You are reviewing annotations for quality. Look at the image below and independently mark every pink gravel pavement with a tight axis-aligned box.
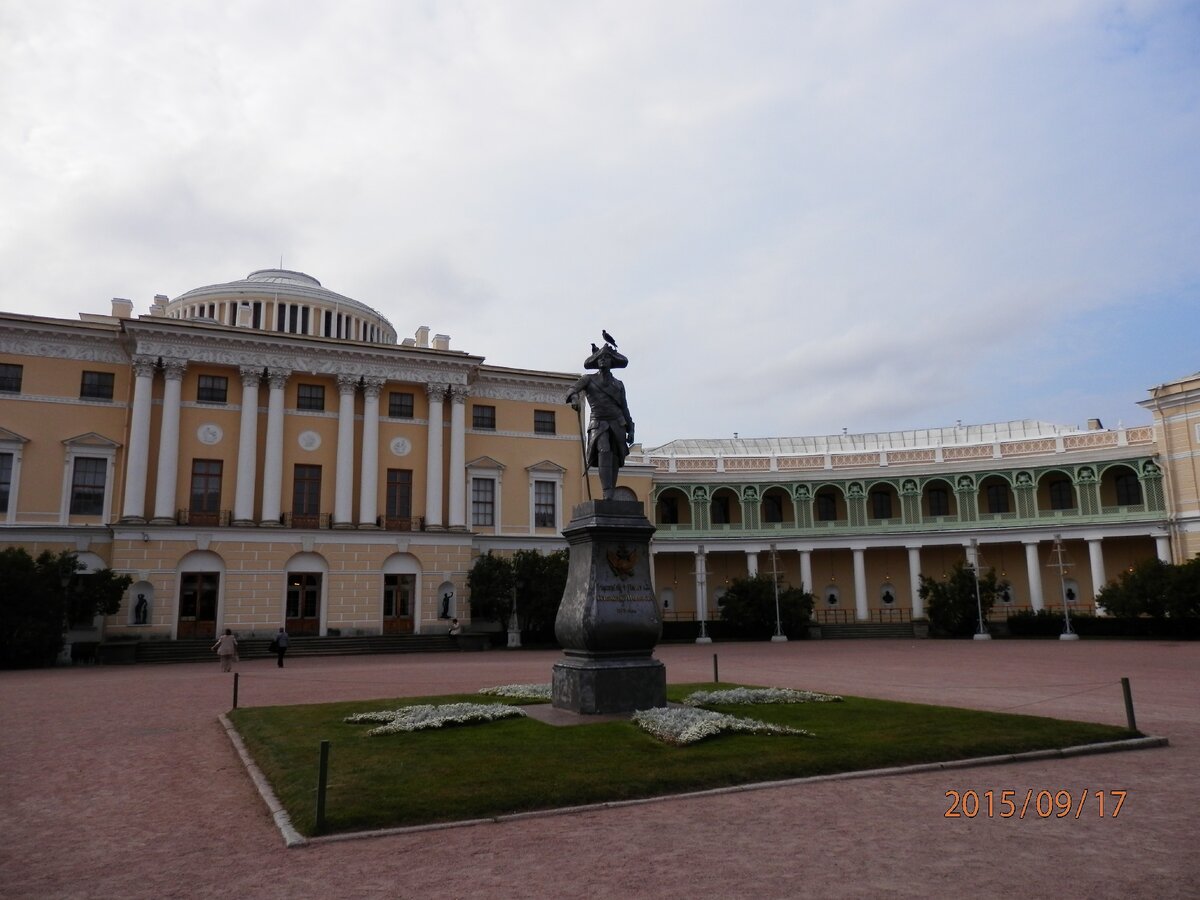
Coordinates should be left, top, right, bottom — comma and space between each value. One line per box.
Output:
2, 639, 1198, 899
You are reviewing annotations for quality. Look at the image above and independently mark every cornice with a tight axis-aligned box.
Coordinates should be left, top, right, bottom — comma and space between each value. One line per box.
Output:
0, 319, 128, 365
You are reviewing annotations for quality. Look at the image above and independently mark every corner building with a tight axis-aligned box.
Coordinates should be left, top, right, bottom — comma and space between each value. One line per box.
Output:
1, 268, 1197, 645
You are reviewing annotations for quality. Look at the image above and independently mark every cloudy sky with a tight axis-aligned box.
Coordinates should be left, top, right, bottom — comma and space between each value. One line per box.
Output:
2, 0, 1197, 447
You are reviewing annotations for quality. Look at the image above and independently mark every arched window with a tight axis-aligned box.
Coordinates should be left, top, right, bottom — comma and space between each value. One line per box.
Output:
1115, 473, 1142, 506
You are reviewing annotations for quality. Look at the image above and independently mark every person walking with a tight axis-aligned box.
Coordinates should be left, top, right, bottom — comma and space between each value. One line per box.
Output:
212, 629, 238, 672
272, 627, 289, 668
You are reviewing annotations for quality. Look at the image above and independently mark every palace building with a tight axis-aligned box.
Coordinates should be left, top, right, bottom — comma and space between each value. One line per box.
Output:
1, 268, 1197, 650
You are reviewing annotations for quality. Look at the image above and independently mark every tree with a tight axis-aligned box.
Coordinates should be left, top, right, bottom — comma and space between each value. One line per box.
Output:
466, 549, 570, 643
1096, 556, 1200, 620
718, 574, 814, 639
0, 549, 131, 668
918, 561, 1005, 638
466, 552, 515, 630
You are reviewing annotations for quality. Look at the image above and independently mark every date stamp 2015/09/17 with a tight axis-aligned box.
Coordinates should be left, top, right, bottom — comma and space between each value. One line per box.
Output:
945, 789, 1127, 819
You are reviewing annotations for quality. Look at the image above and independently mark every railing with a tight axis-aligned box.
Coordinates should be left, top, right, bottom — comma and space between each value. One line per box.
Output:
813, 608, 856, 625
661, 611, 697, 622
282, 512, 331, 529
176, 509, 231, 526
872, 607, 910, 623
379, 516, 424, 532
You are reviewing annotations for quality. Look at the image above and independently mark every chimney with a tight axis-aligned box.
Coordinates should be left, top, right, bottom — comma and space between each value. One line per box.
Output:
111, 298, 134, 319
236, 303, 253, 327
1087, 418, 1104, 431
433, 333, 450, 351
150, 294, 169, 317
415, 326, 430, 348
401, 338, 417, 347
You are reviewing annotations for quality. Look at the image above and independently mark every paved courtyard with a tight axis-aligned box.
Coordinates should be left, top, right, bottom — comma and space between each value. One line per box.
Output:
2, 638, 1197, 899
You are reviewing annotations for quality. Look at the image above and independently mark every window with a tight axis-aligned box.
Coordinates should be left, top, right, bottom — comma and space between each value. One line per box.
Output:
710, 494, 730, 525
297, 384, 325, 411
197, 375, 228, 404
383, 574, 413, 618
762, 492, 783, 524
0, 452, 11, 513
927, 487, 949, 517
178, 572, 219, 628
472, 478, 495, 526
1049, 479, 1074, 510
80, 371, 115, 400
386, 469, 413, 518
473, 405, 496, 429
0, 363, 22, 393
657, 494, 679, 524
816, 491, 838, 522
870, 490, 892, 520
534, 410, 556, 434
388, 392, 414, 418
1115, 473, 1142, 506
189, 460, 222, 519
292, 465, 321, 519
69, 457, 107, 515
986, 484, 1010, 514
534, 480, 555, 527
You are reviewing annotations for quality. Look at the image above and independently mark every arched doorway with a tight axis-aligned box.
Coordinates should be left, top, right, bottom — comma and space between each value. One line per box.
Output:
284, 552, 328, 636
177, 550, 225, 640
382, 553, 421, 635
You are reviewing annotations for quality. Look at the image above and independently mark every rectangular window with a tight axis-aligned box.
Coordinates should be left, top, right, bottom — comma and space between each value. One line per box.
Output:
292, 464, 322, 519
816, 492, 837, 522
1049, 479, 1074, 510
0, 452, 11, 512
472, 478, 495, 526
763, 493, 783, 524
534, 480, 555, 527
927, 488, 949, 517
870, 491, 892, 520
472, 405, 496, 429
0, 363, 22, 393
657, 494, 679, 524
711, 495, 730, 525
534, 410, 556, 434
69, 457, 107, 515
196, 375, 229, 404
986, 484, 1010, 514
189, 459, 223, 519
297, 384, 325, 411
386, 469, 413, 519
1115, 474, 1142, 506
80, 371, 115, 400
388, 392, 414, 418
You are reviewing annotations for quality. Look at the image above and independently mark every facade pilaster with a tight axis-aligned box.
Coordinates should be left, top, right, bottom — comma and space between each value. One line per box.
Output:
799, 549, 813, 595
232, 366, 261, 525
1024, 541, 1045, 611
1155, 534, 1171, 562
907, 546, 924, 618
745, 549, 759, 577
259, 368, 288, 525
358, 377, 384, 527
448, 386, 469, 530
151, 359, 186, 523
333, 374, 358, 528
120, 356, 156, 523
424, 383, 446, 530
852, 547, 868, 620
1087, 538, 1106, 605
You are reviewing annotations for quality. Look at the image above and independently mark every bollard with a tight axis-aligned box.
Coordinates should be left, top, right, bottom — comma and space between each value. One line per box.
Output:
315, 740, 330, 834
1121, 677, 1137, 733
232, 672, 239, 709
713, 653, 719, 684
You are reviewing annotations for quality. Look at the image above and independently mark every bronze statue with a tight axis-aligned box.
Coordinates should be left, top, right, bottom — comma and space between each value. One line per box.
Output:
567, 338, 634, 501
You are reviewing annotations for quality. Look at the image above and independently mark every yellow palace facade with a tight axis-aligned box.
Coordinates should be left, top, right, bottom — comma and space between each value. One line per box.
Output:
1, 268, 1197, 648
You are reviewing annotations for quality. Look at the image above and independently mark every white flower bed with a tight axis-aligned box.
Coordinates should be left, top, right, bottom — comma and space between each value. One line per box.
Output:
478, 683, 553, 701
631, 706, 811, 746
345, 702, 526, 736
683, 687, 843, 707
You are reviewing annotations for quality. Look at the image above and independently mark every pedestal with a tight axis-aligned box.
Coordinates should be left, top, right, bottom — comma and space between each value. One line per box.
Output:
551, 500, 667, 714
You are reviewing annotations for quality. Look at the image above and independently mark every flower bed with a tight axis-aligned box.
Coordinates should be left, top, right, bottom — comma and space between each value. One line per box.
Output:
478, 683, 552, 701
683, 687, 842, 706
345, 702, 526, 736
631, 706, 811, 746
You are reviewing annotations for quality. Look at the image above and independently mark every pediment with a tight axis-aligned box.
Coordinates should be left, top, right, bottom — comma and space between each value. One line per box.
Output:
0, 426, 29, 444
466, 455, 506, 471
526, 459, 567, 474
62, 432, 122, 449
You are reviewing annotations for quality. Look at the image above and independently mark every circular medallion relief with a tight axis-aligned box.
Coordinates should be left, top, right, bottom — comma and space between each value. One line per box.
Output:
197, 424, 223, 445
298, 430, 322, 451
390, 437, 412, 457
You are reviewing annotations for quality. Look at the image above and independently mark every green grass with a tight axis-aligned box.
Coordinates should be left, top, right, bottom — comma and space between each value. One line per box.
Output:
227, 683, 1135, 836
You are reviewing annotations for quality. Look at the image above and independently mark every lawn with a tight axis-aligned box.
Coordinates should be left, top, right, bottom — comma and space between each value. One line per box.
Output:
226, 683, 1135, 837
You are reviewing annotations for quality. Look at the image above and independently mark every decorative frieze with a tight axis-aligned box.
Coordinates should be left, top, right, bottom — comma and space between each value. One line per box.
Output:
778, 456, 824, 470
724, 457, 770, 471
943, 445, 992, 460
1000, 438, 1057, 456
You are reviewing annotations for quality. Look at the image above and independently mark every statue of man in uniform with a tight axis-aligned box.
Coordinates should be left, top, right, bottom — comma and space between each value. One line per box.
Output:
567, 340, 635, 501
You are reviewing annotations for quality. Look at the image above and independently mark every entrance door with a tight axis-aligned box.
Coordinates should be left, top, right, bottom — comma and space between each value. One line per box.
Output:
178, 572, 219, 639
286, 572, 322, 636
382, 574, 414, 634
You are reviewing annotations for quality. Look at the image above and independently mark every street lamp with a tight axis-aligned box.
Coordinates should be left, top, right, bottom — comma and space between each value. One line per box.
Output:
969, 538, 992, 641
1052, 534, 1080, 641
769, 543, 787, 642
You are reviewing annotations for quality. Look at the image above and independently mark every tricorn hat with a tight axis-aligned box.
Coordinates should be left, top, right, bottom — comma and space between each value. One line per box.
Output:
584, 344, 628, 370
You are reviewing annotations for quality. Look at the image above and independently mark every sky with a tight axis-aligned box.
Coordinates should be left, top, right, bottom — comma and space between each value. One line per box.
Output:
2, 0, 1198, 448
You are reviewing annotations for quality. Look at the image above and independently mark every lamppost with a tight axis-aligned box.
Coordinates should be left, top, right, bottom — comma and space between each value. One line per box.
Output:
1052, 534, 1080, 641
969, 538, 992, 641
769, 543, 787, 642
696, 544, 712, 644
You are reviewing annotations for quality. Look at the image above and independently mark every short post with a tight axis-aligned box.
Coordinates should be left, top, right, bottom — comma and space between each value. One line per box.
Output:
315, 740, 330, 834
713, 653, 719, 684
232, 672, 239, 709
1121, 677, 1137, 733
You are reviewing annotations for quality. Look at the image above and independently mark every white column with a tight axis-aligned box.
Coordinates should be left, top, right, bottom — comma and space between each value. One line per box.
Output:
120, 357, 156, 522
424, 383, 445, 530
745, 550, 759, 577
358, 377, 383, 527
695, 546, 712, 643
447, 386, 468, 530
1155, 534, 1171, 562
232, 366, 261, 525
333, 374, 358, 527
260, 368, 288, 525
799, 549, 813, 595
151, 359, 186, 523
852, 547, 868, 620
907, 546, 924, 618
1025, 541, 1045, 611
1087, 538, 1106, 603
